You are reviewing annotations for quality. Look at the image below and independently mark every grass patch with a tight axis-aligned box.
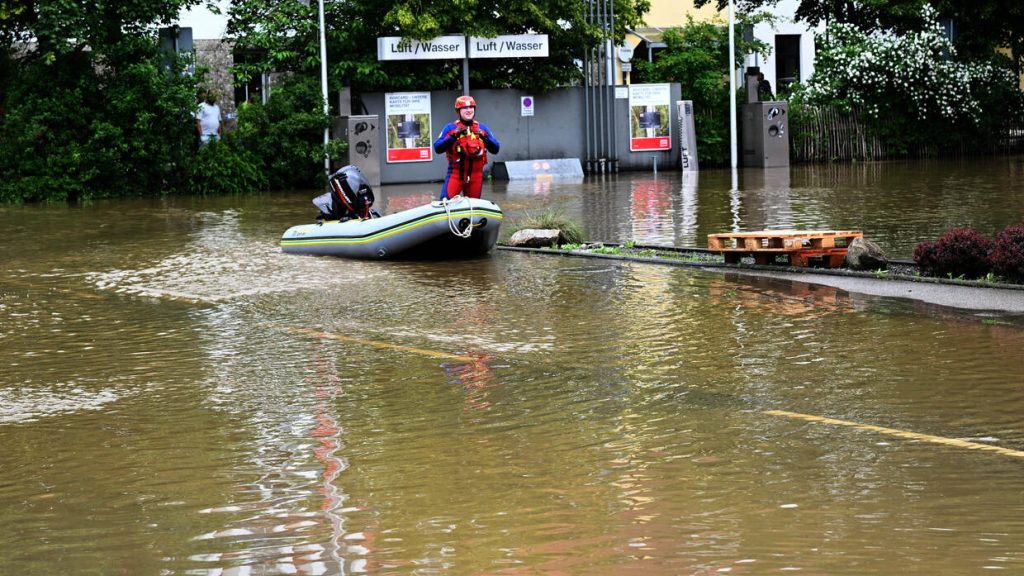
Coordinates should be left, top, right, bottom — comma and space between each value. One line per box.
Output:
981, 318, 1009, 326
508, 210, 584, 245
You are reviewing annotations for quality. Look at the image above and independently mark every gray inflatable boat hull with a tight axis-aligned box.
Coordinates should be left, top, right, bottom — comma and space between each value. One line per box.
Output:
280, 197, 502, 259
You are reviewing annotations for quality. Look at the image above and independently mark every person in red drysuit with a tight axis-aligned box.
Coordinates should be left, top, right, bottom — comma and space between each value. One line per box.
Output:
433, 95, 500, 200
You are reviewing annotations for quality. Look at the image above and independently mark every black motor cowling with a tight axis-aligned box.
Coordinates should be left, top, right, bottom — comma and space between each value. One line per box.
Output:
313, 165, 376, 221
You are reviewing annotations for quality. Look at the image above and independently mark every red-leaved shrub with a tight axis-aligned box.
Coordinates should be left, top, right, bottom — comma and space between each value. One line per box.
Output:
913, 227, 994, 279
912, 240, 939, 274
991, 224, 1024, 283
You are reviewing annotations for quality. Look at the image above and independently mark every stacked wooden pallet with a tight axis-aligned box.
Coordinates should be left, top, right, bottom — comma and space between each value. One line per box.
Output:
707, 230, 863, 268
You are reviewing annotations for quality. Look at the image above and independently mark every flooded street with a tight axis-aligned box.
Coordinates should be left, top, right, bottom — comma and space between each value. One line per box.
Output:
2, 158, 1024, 575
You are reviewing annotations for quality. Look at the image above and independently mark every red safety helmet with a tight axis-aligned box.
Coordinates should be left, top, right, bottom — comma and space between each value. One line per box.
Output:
454, 95, 476, 110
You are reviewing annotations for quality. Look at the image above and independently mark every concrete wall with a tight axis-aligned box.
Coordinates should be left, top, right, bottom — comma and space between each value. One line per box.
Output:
195, 39, 236, 113
358, 85, 682, 184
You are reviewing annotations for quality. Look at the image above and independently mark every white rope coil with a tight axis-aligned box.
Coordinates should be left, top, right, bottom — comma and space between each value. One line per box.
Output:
442, 195, 474, 239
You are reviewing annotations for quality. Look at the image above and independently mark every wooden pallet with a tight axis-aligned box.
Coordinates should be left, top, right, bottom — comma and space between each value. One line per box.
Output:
707, 229, 863, 268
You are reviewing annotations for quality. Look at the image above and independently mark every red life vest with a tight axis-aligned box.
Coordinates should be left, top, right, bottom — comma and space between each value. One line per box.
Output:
447, 121, 488, 165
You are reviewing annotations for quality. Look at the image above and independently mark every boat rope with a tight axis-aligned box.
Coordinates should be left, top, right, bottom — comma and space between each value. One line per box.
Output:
442, 195, 474, 239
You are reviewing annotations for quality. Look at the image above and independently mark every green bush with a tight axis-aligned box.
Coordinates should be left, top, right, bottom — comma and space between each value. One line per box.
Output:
0, 39, 197, 203
181, 138, 268, 196
234, 75, 341, 190
801, 7, 1024, 155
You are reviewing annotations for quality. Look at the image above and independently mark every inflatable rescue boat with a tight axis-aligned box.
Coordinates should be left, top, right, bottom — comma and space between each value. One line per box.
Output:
280, 166, 502, 259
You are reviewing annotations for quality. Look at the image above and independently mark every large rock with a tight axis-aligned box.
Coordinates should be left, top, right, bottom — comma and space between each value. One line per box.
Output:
509, 228, 562, 248
845, 237, 888, 271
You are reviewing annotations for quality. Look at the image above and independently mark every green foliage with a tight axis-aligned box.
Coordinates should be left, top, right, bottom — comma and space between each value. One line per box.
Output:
800, 7, 1024, 155
631, 16, 769, 164
0, 37, 199, 203
226, 0, 650, 93
181, 138, 269, 196
0, 0, 198, 56
234, 75, 338, 190
690, 0, 1024, 95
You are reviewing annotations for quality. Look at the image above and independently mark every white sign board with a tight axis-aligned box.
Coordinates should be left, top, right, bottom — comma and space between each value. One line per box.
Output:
629, 83, 672, 152
618, 44, 634, 63
377, 36, 465, 60
385, 92, 433, 163
469, 35, 549, 58
521, 96, 535, 117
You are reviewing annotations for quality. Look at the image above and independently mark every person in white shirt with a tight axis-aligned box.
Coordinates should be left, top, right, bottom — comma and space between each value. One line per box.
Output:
195, 90, 222, 146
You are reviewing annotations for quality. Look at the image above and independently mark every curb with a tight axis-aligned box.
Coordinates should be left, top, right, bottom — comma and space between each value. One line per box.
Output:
496, 243, 1024, 293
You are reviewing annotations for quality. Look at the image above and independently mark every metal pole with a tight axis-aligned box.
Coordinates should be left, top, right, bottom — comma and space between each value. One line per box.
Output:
463, 53, 470, 94
728, 0, 738, 171
606, 0, 614, 170
583, 0, 593, 172
584, 50, 592, 172
597, 0, 607, 171
318, 0, 330, 178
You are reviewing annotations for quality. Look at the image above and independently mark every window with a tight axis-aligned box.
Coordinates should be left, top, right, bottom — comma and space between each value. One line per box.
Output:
775, 34, 801, 94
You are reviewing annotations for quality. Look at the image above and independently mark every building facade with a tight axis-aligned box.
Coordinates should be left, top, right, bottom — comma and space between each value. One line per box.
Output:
624, 0, 822, 94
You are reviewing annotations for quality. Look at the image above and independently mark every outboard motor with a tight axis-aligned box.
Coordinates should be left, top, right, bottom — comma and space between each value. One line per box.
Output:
313, 165, 376, 221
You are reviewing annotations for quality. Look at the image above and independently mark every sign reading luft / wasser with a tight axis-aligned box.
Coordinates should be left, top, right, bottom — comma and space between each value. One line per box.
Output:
378, 34, 549, 61
377, 36, 466, 61
468, 35, 548, 58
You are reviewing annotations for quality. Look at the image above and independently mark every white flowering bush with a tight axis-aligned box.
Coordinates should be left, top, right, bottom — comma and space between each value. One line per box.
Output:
798, 5, 1022, 152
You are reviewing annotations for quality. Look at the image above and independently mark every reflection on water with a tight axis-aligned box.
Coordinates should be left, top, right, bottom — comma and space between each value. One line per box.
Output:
2, 159, 1024, 575
476, 157, 1024, 257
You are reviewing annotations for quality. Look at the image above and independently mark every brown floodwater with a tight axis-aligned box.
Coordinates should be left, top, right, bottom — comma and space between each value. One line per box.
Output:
2, 158, 1024, 575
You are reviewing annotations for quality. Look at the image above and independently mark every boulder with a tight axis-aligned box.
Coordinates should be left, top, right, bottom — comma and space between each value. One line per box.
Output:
509, 228, 561, 248
845, 237, 888, 271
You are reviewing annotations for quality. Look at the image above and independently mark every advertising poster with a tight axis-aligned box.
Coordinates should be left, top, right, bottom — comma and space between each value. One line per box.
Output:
628, 83, 671, 152
385, 92, 432, 163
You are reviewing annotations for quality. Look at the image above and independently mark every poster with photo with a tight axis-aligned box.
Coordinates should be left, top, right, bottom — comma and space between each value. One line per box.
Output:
628, 83, 672, 152
385, 92, 432, 163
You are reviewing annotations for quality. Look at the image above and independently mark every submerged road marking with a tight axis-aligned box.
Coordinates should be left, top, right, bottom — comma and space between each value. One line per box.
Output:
277, 324, 1024, 459
764, 409, 1024, 459
273, 325, 477, 363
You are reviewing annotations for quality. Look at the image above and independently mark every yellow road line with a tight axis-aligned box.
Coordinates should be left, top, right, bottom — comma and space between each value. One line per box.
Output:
272, 325, 477, 363
764, 409, 1024, 459
271, 326, 1024, 460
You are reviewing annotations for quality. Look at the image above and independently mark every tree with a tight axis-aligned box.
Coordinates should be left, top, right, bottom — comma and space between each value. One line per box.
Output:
630, 16, 769, 163
0, 0, 205, 202
692, 0, 1024, 77
794, 6, 1023, 153
0, 0, 197, 55
225, 0, 650, 94
941, 1, 1024, 77
232, 74, 339, 190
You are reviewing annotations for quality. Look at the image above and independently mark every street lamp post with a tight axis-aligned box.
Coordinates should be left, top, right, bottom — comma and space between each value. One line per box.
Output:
317, 0, 330, 178
728, 0, 737, 172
